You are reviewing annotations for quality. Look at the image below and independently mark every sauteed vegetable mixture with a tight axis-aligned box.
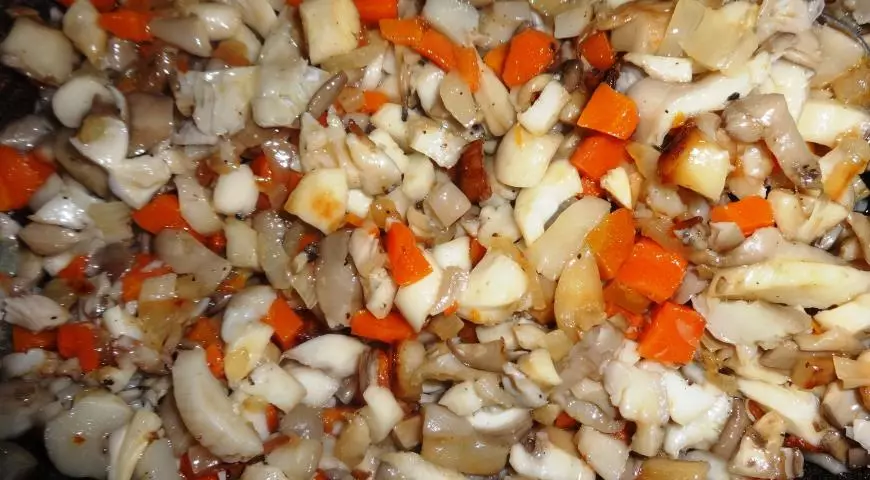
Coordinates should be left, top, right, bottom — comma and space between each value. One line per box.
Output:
0, 0, 869, 478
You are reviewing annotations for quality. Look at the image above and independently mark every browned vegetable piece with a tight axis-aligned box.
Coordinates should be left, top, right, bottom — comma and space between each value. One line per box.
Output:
451, 139, 491, 204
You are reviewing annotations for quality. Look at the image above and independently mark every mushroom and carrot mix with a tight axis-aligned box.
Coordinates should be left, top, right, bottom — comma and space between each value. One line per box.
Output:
0, 0, 869, 478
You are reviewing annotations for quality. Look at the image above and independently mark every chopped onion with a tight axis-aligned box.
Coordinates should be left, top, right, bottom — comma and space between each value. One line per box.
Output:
149, 17, 213, 57
154, 229, 231, 294
527, 197, 610, 280
175, 175, 222, 235
554, 251, 606, 336
62, 0, 107, 66
315, 230, 363, 329
1, 18, 76, 85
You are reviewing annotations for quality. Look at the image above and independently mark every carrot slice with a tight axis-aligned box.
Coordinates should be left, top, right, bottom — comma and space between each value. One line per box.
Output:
614, 238, 687, 303
577, 84, 639, 140
186, 316, 221, 346
265, 404, 281, 432
379, 17, 426, 47
469, 237, 487, 267
205, 231, 227, 254
0, 146, 55, 211
360, 90, 390, 113
709, 195, 774, 236
603, 280, 651, 315
454, 45, 480, 92
637, 302, 705, 365
569, 134, 632, 180
353, 0, 398, 24
385, 222, 432, 286
415, 28, 457, 71
12, 326, 57, 353
262, 298, 305, 350
502, 29, 558, 88
350, 310, 415, 343
553, 412, 578, 429
586, 208, 636, 279
99, 10, 153, 43
322, 407, 355, 433
132, 194, 191, 234
483, 43, 509, 77
57, 323, 100, 373
204, 343, 225, 379
579, 31, 616, 71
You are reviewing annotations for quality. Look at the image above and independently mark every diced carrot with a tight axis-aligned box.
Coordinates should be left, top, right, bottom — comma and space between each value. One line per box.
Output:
360, 90, 390, 114
205, 231, 227, 254
577, 84, 639, 140
287, 170, 304, 194
353, 0, 398, 23
296, 232, 321, 255
286, 0, 302, 5
0, 146, 56, 211
212, 39, 251, 67
586, 208, 636, 279
580, 177, 604, 197
614, 238, 687, 303
132, 194, 190, 234
579, 31, 615, 71
265, 404, 281, 432
12, 326, 57, 353
57, 323, 100, 373
385, 221, 433, 286
483, 43, 509, 77
379, 17, 426, 47
709, 195, 774, 236
99, 10, 153, 43
502, 29, 558, 88
58, 255, 95, 294
204, 343, 225, 379
604, 279, 651, 315
443, 301, 459, 316
121, 254, 173, 302
185, 317, 224, 377
454, 45, 480, 92
344, 213, 366, 227
570, 134, 632, 181
554, 412, 578, 429
262, 298, 305, 350
415, 28, 457, 71
469, 237, 486, 267
186, 316, 221, 346
322, 407, 355, 433
350, 310, 415, 343
637, 302, 705, 365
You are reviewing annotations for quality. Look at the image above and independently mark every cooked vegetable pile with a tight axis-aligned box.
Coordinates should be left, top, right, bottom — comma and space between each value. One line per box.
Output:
0, 0, 869, 478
